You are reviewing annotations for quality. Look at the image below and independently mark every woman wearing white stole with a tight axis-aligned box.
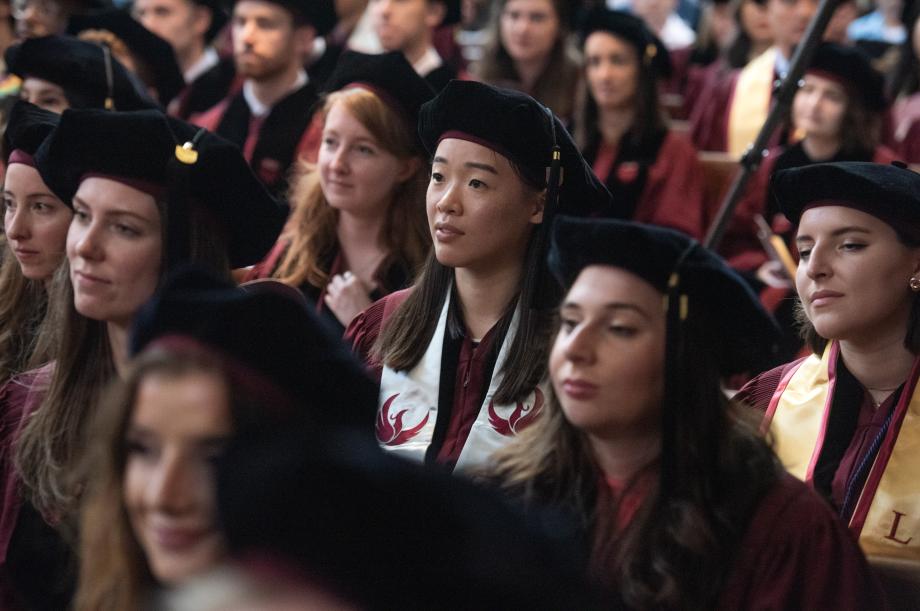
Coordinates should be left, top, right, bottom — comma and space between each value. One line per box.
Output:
737, 161, 920, 599
346, 80, 613, 473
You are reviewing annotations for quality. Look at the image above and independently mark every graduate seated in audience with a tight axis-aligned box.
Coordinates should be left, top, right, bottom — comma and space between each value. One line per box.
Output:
368, 0, 462, 91
720, 43, 894, 363
191, 0, 337, 196
0, 109, 286, 609
68, 9, 188, 110
690, 0, 818, 155
490, 215, 886, 609
76, 267, 378, 610
473, 0, 580, 123
0, 102, 66, 384
6, 35, 159, 113
247, 51, 433, 333
575, 8, 707, 239
347, 80, 612, 473
737, 161, 920, 604
132, 0, 235, 119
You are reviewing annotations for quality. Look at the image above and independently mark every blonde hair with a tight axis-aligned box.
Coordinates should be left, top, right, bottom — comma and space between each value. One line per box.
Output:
273, 88, 429, 290
0, 237, 53, 382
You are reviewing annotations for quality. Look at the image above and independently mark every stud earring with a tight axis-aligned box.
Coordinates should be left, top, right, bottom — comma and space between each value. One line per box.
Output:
910, 277, 920, 292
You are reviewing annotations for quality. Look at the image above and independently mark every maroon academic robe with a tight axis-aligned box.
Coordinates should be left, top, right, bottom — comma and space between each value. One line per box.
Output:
586, 130, 707, 239
717, 472, 887, 609
690, 62, 786, 154
0, 365, 54, 609
345, 289, 504, 471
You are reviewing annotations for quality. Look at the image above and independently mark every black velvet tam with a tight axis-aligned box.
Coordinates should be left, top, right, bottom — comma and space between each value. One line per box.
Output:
322, 50, 435, 141
806, 43, 886, 112
4, 35, 157, 111
578, 8, 671, 78
2, 101, 58, 160
67, 10, 186, 107
418, 80, 613, 217
131, 267, 378, 429
215, 427, 603, 610
236, 0, 337, 34
772, 161, 920, 241
548, 216, 779, 375
33, 108, 286, 268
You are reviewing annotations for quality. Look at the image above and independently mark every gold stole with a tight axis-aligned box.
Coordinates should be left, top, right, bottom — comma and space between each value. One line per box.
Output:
727, 47, 777, 158
764, 342, 920, 562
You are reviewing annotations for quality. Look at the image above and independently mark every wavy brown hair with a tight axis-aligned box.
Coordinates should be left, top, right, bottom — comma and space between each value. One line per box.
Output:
490, 310, 780, 608
0, 240, 52, 382
273, 88, 429, 291
474, 0, 581, 120
14, 199, 231, 523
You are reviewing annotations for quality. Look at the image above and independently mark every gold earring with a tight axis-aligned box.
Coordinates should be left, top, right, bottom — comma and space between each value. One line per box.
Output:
910, 277, 920, 292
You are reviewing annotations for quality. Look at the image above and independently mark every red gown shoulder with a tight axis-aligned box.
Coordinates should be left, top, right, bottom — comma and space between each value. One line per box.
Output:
719, 472, 887, 610
733, 357, 806, 412
636, 131, 707, 239
344, 288, 415, 375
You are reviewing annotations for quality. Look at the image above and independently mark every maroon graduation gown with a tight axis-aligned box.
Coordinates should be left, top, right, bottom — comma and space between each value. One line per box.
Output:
345, 289, 503, 471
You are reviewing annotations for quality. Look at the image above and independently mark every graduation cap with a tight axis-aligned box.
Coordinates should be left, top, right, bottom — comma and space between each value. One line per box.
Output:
4, 35, 158, 111
2, 101, 59, 164
804, 43, 886, 112
68, 10, 186, 107
130, 267, 378, 429
419, 80, 613, 218
322, 50, 436, 146
549, 216, 780, 377
577, 7, 672, 78
231, 0, 337, 34
33, 108, 286, 268
772, 161, 920, 241
214, 426, 603, 610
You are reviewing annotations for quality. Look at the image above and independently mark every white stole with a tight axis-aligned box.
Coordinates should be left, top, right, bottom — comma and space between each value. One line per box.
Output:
376, 291, 547, 472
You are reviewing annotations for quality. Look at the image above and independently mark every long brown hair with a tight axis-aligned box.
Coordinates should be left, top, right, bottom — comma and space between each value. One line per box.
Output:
490, 311, 780, 607
273, 88, 429, 290
15, 199, 231, 522
475, 0, 581, 120
0, 239, 53, 382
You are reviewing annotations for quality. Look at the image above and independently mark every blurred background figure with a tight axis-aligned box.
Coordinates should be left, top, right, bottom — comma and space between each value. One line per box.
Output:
473, 0, 580, 122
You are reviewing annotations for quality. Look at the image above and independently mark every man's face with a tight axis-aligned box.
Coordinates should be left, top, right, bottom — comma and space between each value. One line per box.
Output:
133, 0, 211, 62
232, 0, 305, 80
370, 0, 440, 52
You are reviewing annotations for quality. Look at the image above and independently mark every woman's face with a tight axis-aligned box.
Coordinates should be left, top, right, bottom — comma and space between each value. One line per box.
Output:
20, 77, 69, 114
318, 100, 415, 218
795, 206, 920, 345
427, 137, 543, 272
584, 31, 639, 112
550, 265, 665, 440
124, 370, 232, 585
792, 73, 848, 142
3, 163, 72, 280
739, 0, 772, 45
67, 177, 162, 327
500, 0, 559, 65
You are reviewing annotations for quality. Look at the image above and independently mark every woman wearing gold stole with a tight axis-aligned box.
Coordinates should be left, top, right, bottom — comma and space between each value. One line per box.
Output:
737, 161, 920, 600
